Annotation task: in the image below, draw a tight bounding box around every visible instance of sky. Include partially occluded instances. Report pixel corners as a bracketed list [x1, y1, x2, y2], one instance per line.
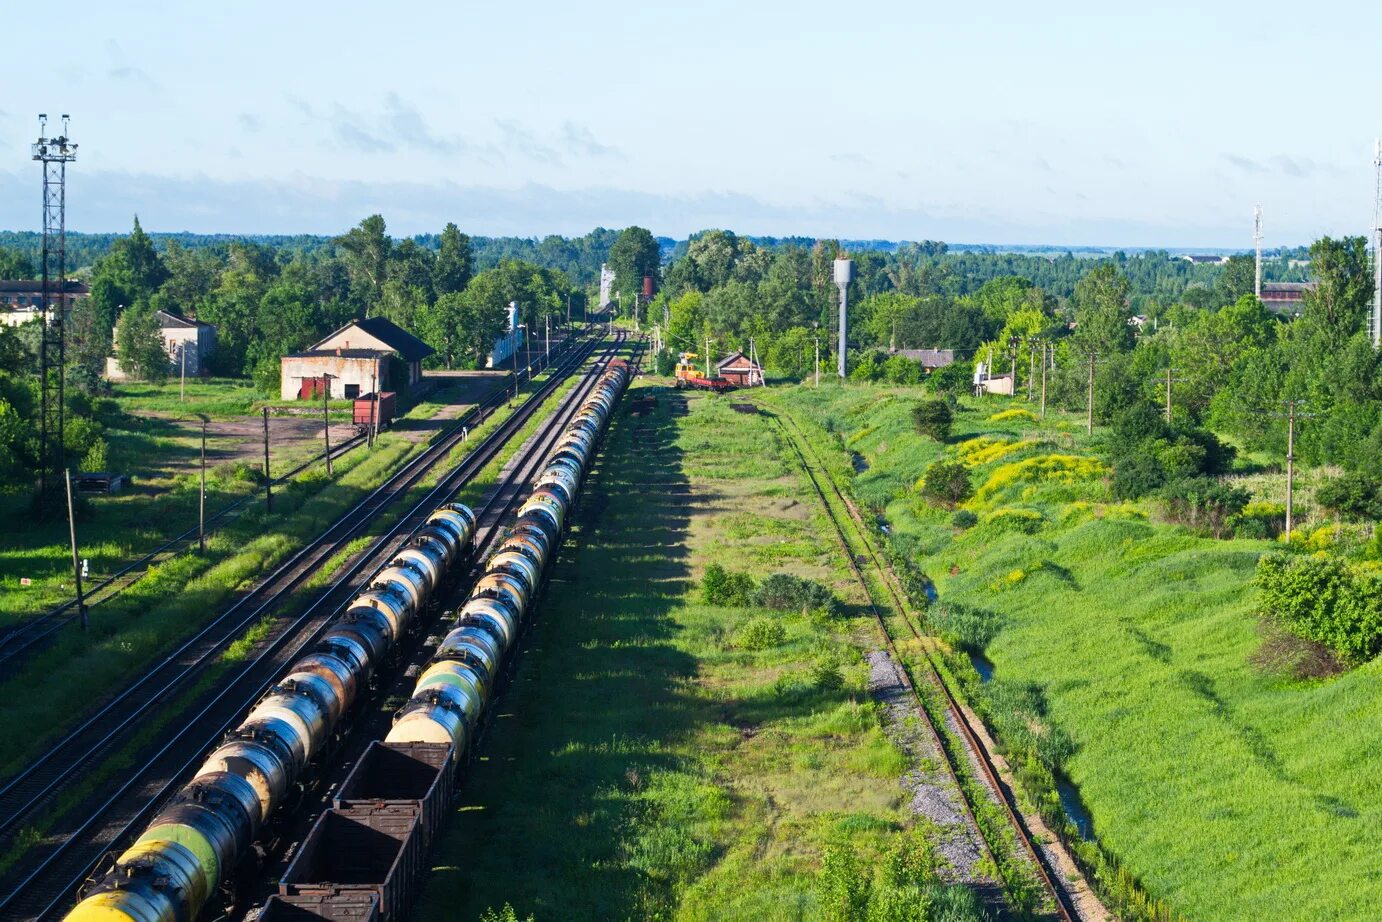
[1, 0, 1380, 247]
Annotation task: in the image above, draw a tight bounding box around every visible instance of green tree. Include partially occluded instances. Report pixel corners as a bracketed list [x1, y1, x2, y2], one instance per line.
[1073, 262, 1134, 353]
[433, 222, 473, 295]
[912, 399, 953, 441]
[0, 248, 35, 280]
[335, 214, 393, 312]
[1301, 235, 1373, 350]
[115, 304, 169, 383]
[1214, 253, 1258, 306]
[607, 226, 659, 306]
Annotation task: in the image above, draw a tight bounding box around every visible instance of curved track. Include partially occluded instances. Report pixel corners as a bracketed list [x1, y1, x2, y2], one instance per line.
[764, 404, 1079, 922]
[0, 330, 615, 922]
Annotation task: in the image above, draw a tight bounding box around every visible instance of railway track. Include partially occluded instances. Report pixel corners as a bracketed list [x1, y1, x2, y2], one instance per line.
[0, 341, 571, 677]
[763, 405, 1081, 922]
[0, 330, 616, 922]
[240, 335, 647, 918]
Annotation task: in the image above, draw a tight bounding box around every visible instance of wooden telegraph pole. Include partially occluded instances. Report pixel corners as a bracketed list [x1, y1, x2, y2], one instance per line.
[262, 406, 272, 513]
[1027, 340, 1037, 401]
[321, 373, 334, 477]
[1040, 342, 1050, 418]
[1158, 367, 1186, 425]
[1083, 352, 1099, 435]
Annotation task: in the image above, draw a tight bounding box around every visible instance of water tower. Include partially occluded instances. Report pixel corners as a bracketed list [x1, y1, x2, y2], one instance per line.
[833, 257, 854, 377]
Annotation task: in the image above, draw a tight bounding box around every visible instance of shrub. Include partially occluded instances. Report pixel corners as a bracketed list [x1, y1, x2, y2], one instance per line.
[736, 617, 787, 650]
[952, 509, 978, 529]
[928, 360, 973, 399]
[480, 905, 534, 922]
[968, 454, 1107, 508]
[928, 601, 1003, 651]
[756, 572, 836, 614]
[80, 437, 109, 473]
[1230, 500, 1286, 539]
[1315, 472, 1382, 521]
[1112, 402, 1168, 445]
[850, 351, 886, 382]
[1158, 477, 1249, 538]
[988, 407, 1037, 423]
[918, 460, 971, 506]
[882, 354, 924, 385]
[1111, 452, 1166, 500]
[817, 842, 872, 922]
[911, 399, 953, 441]
[702, 563, 756, 605]
[1256, 552, 1382, 663]
[977, 508, 1044, 535]
[811, 660, 845, 691]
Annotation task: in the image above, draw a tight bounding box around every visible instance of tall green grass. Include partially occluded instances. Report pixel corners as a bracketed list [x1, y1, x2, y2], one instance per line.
[767, 382, 1382, 921]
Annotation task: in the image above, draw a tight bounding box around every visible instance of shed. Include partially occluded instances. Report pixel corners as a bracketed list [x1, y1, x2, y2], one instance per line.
[715, 351, 763, 388]
[890, 348, 955, 371]
[281, 318, 433, 400]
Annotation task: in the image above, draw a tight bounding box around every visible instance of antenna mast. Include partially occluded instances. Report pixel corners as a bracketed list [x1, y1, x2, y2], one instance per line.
[1253, 204, 1263, 300]
[1372, 140, 1381, 349]
[32, 114, 78, 503]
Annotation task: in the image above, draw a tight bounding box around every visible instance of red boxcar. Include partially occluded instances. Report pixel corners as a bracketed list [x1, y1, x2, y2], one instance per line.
[353, 392, 396, 434]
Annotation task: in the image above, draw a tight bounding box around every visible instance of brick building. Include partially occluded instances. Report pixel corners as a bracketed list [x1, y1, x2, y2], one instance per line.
[280, 317, 433, 400]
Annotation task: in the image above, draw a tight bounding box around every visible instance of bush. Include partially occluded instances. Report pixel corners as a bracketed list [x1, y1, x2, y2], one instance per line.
[1256, 552, 1382, 663]
[1111, 452, 1166, 500]
[911, 399, 953, 442]
[1230, 500, 1286, 539]
[928, 601, 1003, 651]
[919, 460, 971, 506]
[987, 407, 1036, 423]
[702, 563, 756, 605]
[882, 354, 924, 385]
[928, 361, 973, 400]
[755, 572, 836, 614]
[817, 843, 871, 922]
[1158, 476, 1249, 538]
[736, 617, 787, 650]
[952, 509, 978, 529]
[480, 905, 534, 922]
[810, 660, 845, 691]
[850, 351, 886, 382]
[1112, 402, 1168, 445]
[1315, 472, 1382, 521]
[976, 508, 1044, 534]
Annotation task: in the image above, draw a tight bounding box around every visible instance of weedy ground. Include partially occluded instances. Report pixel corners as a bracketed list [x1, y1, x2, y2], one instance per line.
[419, 386, 992, 921]
[763, 382, 1382, 921]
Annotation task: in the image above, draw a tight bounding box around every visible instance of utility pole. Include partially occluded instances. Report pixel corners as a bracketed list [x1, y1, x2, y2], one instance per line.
[198, 416, 207, 553]
[1027, 341, 1037, 401]
[1372, 140, 1382, 349]
[33, 115, 77, 504]
[705, 338, 712, 378]
[1039, 343, 1050, 418]
[262, 406, 272, 514]
[180, 343, 187, 402]
[1254, 205, 1264, 300]
[321, 373, 333, 477]
[368, 366, 378, 448]
[64, 468, 86, 631]
[1083, 352, 1099, 435]
[545, 315, 550, 362]
[814, 337, 820, 387]
[1285, 401, 1297, 537]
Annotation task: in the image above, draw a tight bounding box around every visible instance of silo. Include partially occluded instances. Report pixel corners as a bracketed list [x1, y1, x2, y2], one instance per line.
[833, 258, 854, 378]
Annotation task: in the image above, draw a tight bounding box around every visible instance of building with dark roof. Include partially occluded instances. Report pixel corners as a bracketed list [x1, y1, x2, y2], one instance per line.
[279, 317, 434, 400]
[890, 348, 956, 371]
[0, 279, 90, 326]
[715, 351, 763, 387]
[1260, 282, 1313, 316]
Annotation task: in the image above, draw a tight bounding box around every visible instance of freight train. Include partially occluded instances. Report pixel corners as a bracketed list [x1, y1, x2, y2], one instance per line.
[63, 358, 632, 922]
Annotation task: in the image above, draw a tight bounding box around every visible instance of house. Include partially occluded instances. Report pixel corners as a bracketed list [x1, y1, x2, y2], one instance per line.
[105, 310, 217, 381]
[280, 317, 433, 400]
[1260, 282, 1312, 316]
[715, 351, 764, 387]
[0, 279, 89, 326]
[890, 348, 955, 371]
[486, 302, 526, 369]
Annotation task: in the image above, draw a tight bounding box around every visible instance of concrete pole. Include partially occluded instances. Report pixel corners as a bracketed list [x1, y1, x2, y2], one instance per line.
[1039, 344, 1048, 418]
[1285, 401, 1296, 537]
[1086, 353, 1097, 435]
[180, 344, 186, 402]
[322, 374, 333, 477]
[65, 468, 86, 631]
[1165, 367, 1174, 425]
[199, 419, 207, 554]
[814, 338, 820, 387]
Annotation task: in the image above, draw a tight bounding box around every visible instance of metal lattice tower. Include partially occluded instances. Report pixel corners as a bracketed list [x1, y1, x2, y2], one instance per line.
[32, 114, 77, 500]
[1253, 205, 1263, 300]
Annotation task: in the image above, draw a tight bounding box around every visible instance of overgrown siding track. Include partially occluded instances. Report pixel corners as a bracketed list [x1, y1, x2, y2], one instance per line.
[0, 330, 615, 922]
[763, 405, 1082, 922]
[0, 346, 565, 677]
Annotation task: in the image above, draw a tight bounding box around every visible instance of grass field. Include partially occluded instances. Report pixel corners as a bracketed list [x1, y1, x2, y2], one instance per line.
[417, 386, 995, 921]
[764, 382, 1382, 921]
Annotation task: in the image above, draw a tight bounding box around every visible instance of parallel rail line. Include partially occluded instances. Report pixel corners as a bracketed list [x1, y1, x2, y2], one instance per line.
[764, 405, 1078, 922]
[0, 329, 611, 921]
[0, 342, 569, 674]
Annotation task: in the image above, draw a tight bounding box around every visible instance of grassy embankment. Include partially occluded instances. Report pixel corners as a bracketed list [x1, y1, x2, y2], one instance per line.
[763, 382, 1382, 922]
[418, 386, 998, 921]
[0, 363, 563, 783]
